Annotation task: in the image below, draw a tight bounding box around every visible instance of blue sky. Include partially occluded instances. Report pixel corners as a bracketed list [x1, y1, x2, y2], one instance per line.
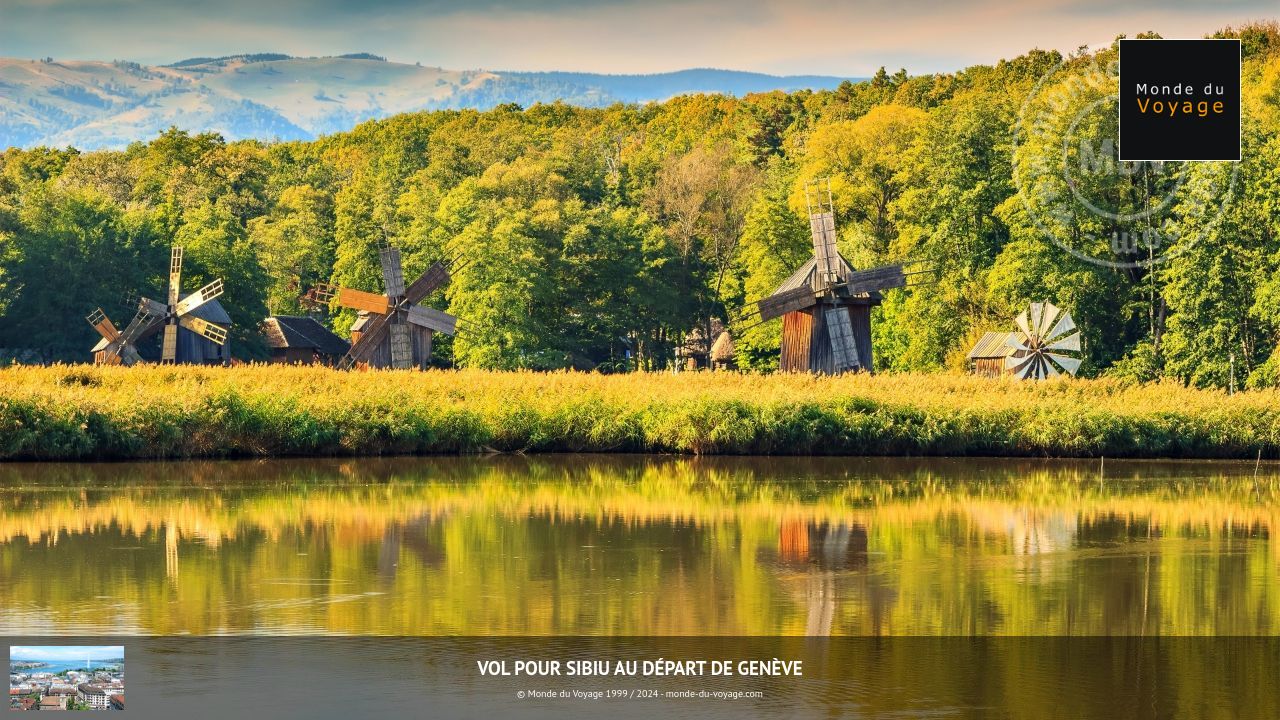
[0, 0, 1273, 74]
[10, 646, 124, 662]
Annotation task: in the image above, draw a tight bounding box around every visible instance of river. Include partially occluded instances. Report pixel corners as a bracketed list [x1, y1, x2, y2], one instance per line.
[1, 455, 1275, 636]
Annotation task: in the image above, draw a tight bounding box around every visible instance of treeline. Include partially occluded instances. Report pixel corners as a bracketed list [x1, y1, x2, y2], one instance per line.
[1, 24, 1278, 386]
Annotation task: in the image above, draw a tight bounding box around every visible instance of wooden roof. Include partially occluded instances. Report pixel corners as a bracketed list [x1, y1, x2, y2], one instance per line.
[769, 255, 883, 304]
[261, 316, 350, 355]
[967, 331, 1020, 359]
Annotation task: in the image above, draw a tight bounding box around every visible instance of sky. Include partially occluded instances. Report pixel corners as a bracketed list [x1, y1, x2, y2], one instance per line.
[10, 646, 124, 662]
[0, 0, 1273, 75]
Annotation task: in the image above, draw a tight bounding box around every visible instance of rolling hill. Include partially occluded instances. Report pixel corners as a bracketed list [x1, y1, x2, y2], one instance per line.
[0, 54, 856, 149]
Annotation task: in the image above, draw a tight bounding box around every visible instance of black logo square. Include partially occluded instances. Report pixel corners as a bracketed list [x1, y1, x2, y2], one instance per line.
[1119, 39, 1241, 161]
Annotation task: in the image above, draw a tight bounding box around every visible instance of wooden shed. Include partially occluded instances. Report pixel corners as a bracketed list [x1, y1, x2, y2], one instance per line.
[966, 331, 1021, 377]
[261, 315, 350, 365]
[771, 257, 880, 374]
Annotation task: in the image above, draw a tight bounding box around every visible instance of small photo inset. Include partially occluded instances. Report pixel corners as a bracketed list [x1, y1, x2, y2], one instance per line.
[9, 646, 124, 711]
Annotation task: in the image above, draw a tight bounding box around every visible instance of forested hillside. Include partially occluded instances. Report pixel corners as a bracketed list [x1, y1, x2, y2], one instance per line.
[1, 26, 1278, 388]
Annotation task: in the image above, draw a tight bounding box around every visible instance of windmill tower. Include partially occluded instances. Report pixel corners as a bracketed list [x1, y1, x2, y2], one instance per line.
[309, 244, 457, 369]
[754, 180, 925, 374]
[86, 247, 231, 365]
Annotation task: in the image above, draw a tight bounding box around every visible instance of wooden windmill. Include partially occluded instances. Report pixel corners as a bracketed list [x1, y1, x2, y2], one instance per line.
[967, 302, 1083, 379]
[86, 247, 230, 365]
[309, 244, 457, 369]
[754, 180, 925, 374]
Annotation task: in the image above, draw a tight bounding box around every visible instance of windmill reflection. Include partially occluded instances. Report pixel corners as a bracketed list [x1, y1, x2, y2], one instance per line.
[377, 515, 445, 586]
[777, 519, 868, 636]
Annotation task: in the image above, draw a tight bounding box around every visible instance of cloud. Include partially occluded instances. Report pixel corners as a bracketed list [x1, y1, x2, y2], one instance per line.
[9, 645, 124, 661]
[0, 0, 1273, 74]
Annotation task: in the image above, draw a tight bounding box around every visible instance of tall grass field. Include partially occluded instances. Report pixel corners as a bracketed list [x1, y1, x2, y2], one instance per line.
[1, 365, 1278, 460]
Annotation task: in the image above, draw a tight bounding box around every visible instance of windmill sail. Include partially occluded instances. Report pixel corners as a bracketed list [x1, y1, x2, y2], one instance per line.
[174, 279, 224, 316]
[178, 314, 229, 345]
[336, 287, 391, 314]
[388, 323, 414, 369]
[168, 247, 183, 307]
[406, 305, 457, 335]
[810, 211, 841, 285]
[161, 325, 178, 362]
[758, 285, 818, 321]
[825, 307, 860, 372]
[344, 312, 392, 367]
[844, 264, 908, 294]
[404, 262, 450, 304]
[380, 246, 406, 299]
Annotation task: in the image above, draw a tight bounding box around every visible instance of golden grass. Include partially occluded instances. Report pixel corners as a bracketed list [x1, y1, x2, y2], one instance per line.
[2, 364, 1279, 459]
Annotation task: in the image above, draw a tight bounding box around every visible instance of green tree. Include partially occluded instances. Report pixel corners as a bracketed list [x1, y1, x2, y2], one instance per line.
[248, 185, 334, 315]
[174, 203, 270, 356]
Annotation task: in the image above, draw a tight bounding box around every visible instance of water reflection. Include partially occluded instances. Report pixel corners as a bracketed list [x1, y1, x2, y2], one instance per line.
[0, 456, 1276, 636]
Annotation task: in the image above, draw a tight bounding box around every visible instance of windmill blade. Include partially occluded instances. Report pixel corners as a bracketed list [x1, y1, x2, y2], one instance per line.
[1005, 353, 1036, 373]
[388, 322, 413, 369]
[1046, 353, 1082, 376]
[1029, 302, 1044, 339]
[1044, 331, 1081, 353]
[405, 305, 457, 335]
[1044, 311, 1076, 343]
[1027, 358, 1043, 380]
[119, 304, 163, 344]
[138, 296, 168, 317]
[1003, 333, 1032, 352]
[809, 211, 841, 285]
[86, 308, 121, 343]
[404, 262, 451, 305]
[380, 246, 406, 299]
[1014, 309, 1031, 337]
[824, 307, 860, 372]
[343, 312, 392, 367]
[161, 324, 178, 363]
[178, 315, 229, 345]
[118, 345, 144, 366]
[844, 264, 907, 294]
[1037, 302, 1060, 338]
[335, 287, 390, 314]
[86, 308, 143, 366]
[168, 247, 183, 307]
[1041, 357, 1061, 379]
[1013, 356, 1037, 380]
[174, 278, 224, 316]
[757, 286, 818, 321]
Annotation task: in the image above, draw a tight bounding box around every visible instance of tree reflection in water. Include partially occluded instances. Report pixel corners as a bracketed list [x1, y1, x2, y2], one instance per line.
[0, 455, 1276, 636]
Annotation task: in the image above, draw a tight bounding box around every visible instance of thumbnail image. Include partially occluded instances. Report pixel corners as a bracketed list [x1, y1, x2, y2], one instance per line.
[9, 647, 123, 711]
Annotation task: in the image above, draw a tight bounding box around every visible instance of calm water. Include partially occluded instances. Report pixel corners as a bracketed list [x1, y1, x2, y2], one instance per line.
[0, 456, 1277, 636]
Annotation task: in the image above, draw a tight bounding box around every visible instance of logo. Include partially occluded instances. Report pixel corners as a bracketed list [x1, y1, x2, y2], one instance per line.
[1119, 39, 1241, 161]
[1013, 45, 1238, 269]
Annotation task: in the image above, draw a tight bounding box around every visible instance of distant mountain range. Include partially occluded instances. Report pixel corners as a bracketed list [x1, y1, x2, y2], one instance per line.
[0, 53, 857, 149]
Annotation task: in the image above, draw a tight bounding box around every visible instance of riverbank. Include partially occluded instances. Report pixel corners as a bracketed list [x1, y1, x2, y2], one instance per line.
[1, 365, 1277, 460]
